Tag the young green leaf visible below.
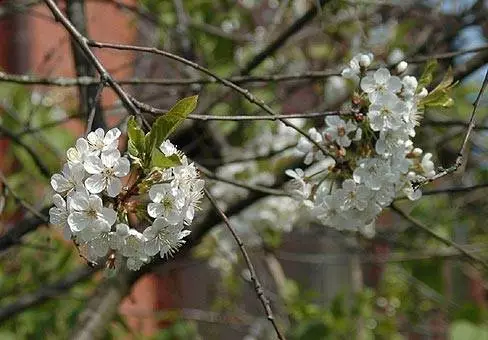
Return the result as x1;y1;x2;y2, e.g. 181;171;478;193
420;67;457;108
145;95;198;164
418;59;438;89
127;116;145;157
150;149;181;169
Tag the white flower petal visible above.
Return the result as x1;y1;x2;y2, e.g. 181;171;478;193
113;157;130;177
84;156;104;174
144;237;160;256
147;202;164;218
50;174;71;193
101;207;117;226
85;174;106;194
106;177;122;197
68;212;91;232
104;128;121;145
101;150;120;168
70;192;90;211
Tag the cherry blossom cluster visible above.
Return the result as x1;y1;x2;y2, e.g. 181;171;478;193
49;128;204;270
287;53;436;232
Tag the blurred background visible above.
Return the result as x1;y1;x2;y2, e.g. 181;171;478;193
0;0;488;339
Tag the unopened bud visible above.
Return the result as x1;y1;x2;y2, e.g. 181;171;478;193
412;148;423;157
396;61;408;74
359;54;371;68
418;87;428;98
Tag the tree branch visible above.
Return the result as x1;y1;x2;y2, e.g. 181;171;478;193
390;204;488;270
204;188;286;340
42;0;149;129
0;266;96;324
66;0;106;131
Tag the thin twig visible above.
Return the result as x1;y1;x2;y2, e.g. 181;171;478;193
395;183;488;201
1;44;488;88
200;145;295;167
17;115;83;136
198;164;288;197
390;204;488;270
0;266;96;324
414;68;488;190
85;79;105;135
204;188;286;340
42;0;150;130
0;125;50;178
87;40;332;159
241;0;329;75
0;170;48;222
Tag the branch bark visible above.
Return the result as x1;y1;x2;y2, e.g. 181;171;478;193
66;0;106;131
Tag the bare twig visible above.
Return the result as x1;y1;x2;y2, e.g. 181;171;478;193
0;266;96;323
0;125;50;178
87;40;332;159
0;170;48;222
2;44;487;88
0;207;50;252
42;0;150;129
85;80;105;135
204;188;286;340
241;0;329;75
395;183;488;200
67;0;106;131
390;204;488;270
414;68;488;190
197;164;288;197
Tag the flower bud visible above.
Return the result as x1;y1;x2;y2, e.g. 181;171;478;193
359;54;372;68
418;87;428;98
396;61;408;74
412;148;423;157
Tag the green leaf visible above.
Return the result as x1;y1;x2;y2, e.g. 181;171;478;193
420;67;457;108
145;95;198;165
127;116;145;157
418;59;438;89
150;150;181;169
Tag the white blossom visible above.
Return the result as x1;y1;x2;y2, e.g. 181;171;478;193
368;93;407;132
285;168;311;199
296;128;324;165
86;128;121;154
421;153;435;178
110;223;130;250
396;61;408;74
324;116;361;147
143;218;190;258
361;68;402;101
49;194;72;240
67;137;94;164
160;140;178;157
147;183;185;224
336;179;371;211
67;190;116;233
84;150;130;197
50;163;85;195
121;229;146;258
341;53;373;81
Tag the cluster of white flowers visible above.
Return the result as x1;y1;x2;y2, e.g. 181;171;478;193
49;128;204;270
288;53;436;232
